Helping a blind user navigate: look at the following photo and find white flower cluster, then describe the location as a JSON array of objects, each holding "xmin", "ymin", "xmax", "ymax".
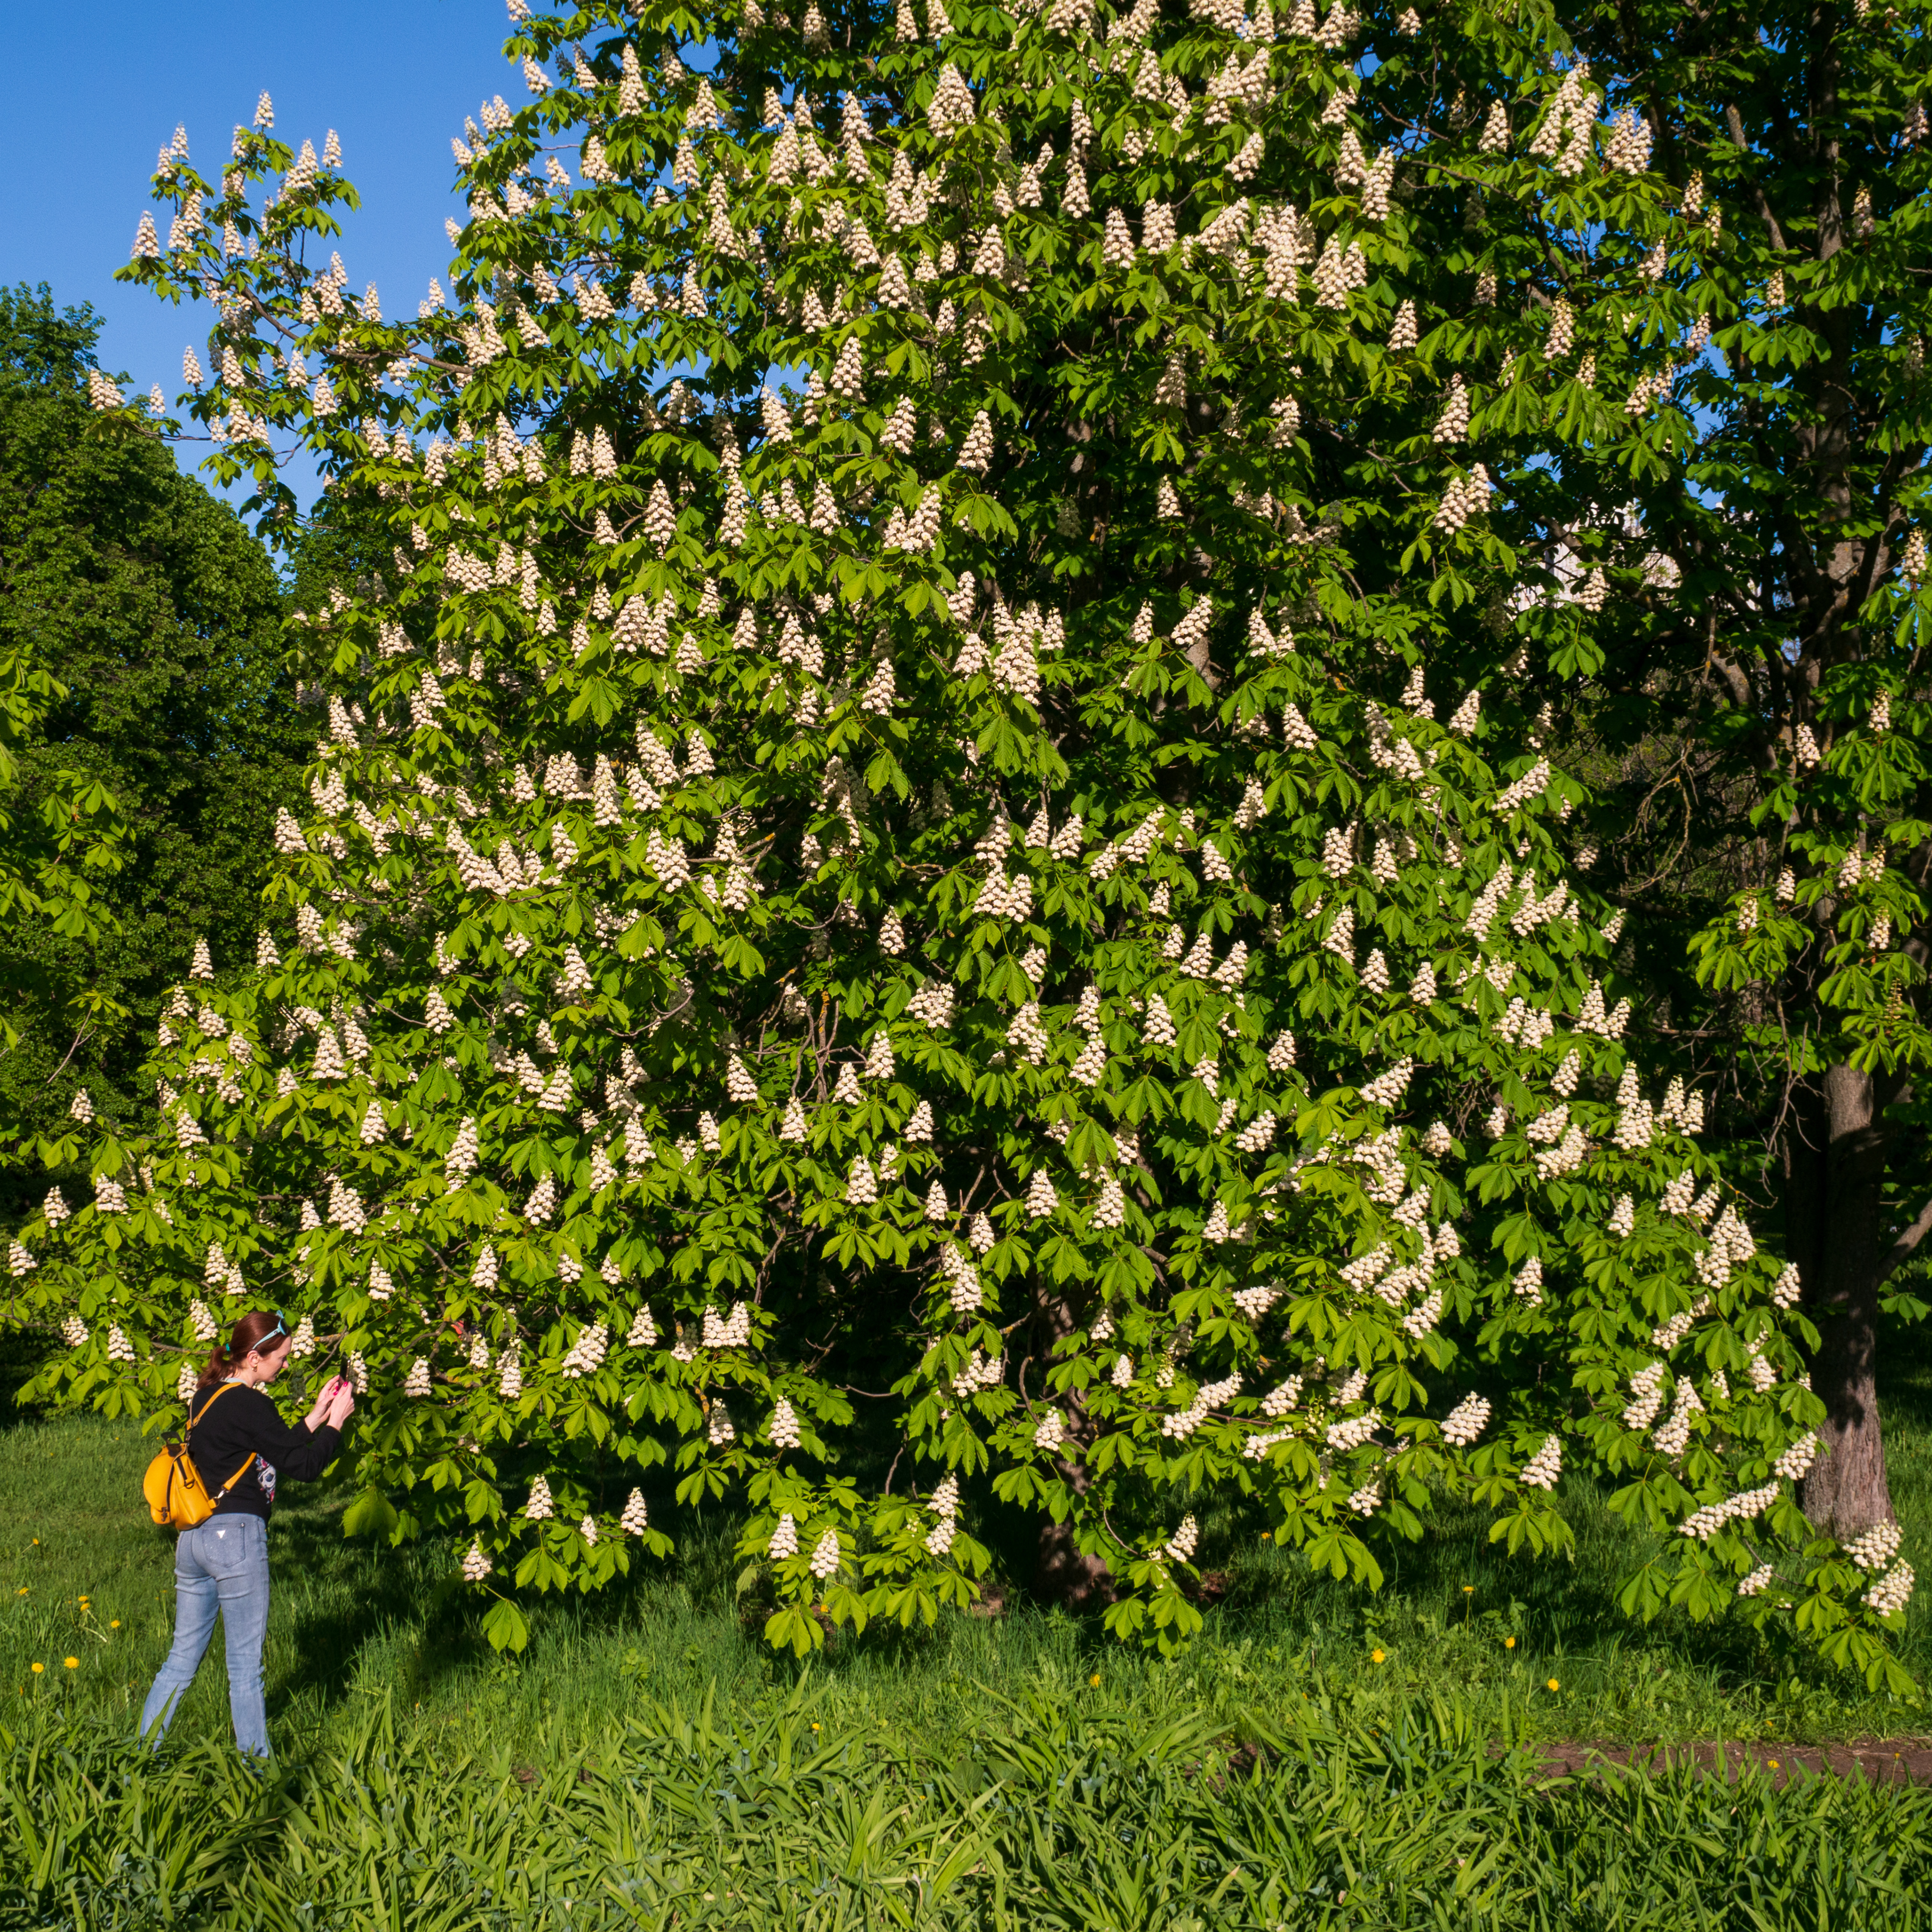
[
  {"xmin": 561, "ymin": 1322, "xmax": 609, "ymax": 1378},
  {"xmin": 1402, "ymin": 1291, "xmax": 1443, "ymax": 1338},
  {"xmin": 1679, "ymin": 1482, "xmax": 1781, "ymax": 1541},
  {"xmin": 1493, "ymin": 760, "xmax": 1551, "ymax": 815},
  {"xmin": 620, "ymin": 1490, "xmax": 649, "ymax": 1536},
  {"xmin": 770, "ymin": 1398, "xmax": 803, "ymax": 1449},
  {"xmin": 701, "ymin": 1303, "xmax": 753, "ymax": 1349},
  {"xmin": 905, "ymin": 982, "xmax": 955, "ymax": 1030},
  {"xmin": 1519, "ymin": 1435, "xmax": 1562, "ymax": 1490},
  {"xmin": 1163, "ymin": 1514, "xmax": 1199, "ymax": 1563},
  {"xmin": 1622, "ymin": 1363, "xmax": 1667, "ymax": 1431},
  {"xmin": 1231, "ymin": 1282, "xmax": 1279, "ymax": 1323},
  {"xmin": 769, "ymin": 1512, "xmax": 799, "ymax": 1560},
  {"xmin": 1653, "ymin": 1381, "xmax": 1703, "ymax": 1458},
  {"xmin": 1613, "ymin": 1092, "xmax": 1655, "ymax": 1152},
  {"xmin": 1574, "ymin": 982, "xmax": 1631, "ymax": 1036},
  {"xmin": 1433, "ymin": 464, "xmax": 1493, "ymax": 534},
  {"xmin": 1358, "ymin": 1058, "xmax": 1414, "ymax": 1108},
  {"xmin": 1533, "ymin": 1120, "xmax": 1589, "ymax": 1180},
  {"xmin": 809, "ymin": 1529, "xmax": 842, "ymax": 1579},
  {"xmin": 1162, "ymin": 1372, "xmax": 1241, "ymax": 1440},
  {"xmin": 1442, "ymin": 1393, "xmax": 1491, "ymax": 1446},
  {"xmin": 951, "ymin": 1348, "xmax": 1003, "ymax": 1399},
  {"xmin": 940, "ymin": 1247, "xmax": 983, "ymax": 1313},
  {"xmin": 524, "ymin": 1475, "xmax": 554, "ymax": 1521},
  {"xmin": 1694, "ymin": 1205, "xmax": 1756, "ymax": 1290},
  {"xmin": 1603, "ymin": 108, "xmax": 1653, "ymax": 173},
  {"xmin": 1258, "ymin": 1375, "xmax": 1304, "ymax": 1420},
  {"xmin": 925, "ymin": 1472, "xmax": 960, "ymax": 1555},
  {"xmin": 461, "ymin": 1541, "xmax": 493, "ymax": 1582},
  {"xmin": 1326, "ymin": 1407, "xmax": 1382, "ymax": 1452},
  {"xmin": 1085, "ymin": 1173, "xmax": 1125, "ymax": 1229},
  {"xmin": 1008, "ymin": 1001, "xmax": 1050, "ymax": 1065},
  {"xmin": 1865, "ymin": 1563, "xmax": 1915, "ymax": 1616},
  {"xmin": 1846, "ymin": 1521, "xmax": 1903, "ymax": 1572},
  {"xmin": 1526, "ymin": 59, "xmax": 1598, "ymax": 176},
  {"xmin": 1648, "ymin": 1307, "xmax": 1696, "ymax": 1351},
  {"xmin": 974, "ymin": 866, "xmax": 1033, "ymax": 920}
]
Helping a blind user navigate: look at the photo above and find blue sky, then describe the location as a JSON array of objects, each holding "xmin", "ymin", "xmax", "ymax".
[{"xmin": 6, "ymin": 0, "xmax": 525, "ymax": 506}]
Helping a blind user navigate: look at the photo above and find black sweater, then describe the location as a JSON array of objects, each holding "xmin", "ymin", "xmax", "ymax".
[{"xmin": 186, "ymin": 1382, "xmax": 342, "ymax": 1521}]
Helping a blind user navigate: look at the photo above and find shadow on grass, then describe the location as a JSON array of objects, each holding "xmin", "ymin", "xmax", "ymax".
[{"xmin": 4, "ymin": 1306, "xmax": 1927, "ymax": 1753}]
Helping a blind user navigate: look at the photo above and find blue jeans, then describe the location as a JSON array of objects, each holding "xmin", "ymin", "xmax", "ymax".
[{"xmin": 138, "ymin": 1513, "xmax": 272, "ymax": 1757}]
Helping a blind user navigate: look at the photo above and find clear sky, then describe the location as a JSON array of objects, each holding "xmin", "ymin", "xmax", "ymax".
[{"xmin": 5, "ymin": 0, "xmax": 527, "ymax": 508}]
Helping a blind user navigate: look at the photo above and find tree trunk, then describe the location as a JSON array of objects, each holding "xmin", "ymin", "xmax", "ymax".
[
  {"xmin": 1784, "ymin": 1063, "xmax": 1896, "ymax": 1536},
  {"xmin": 1031, "ymin": 1292, "xmax": 1116, "ymax": 1608}
]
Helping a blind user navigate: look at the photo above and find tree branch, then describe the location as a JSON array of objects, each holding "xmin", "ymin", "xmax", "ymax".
[{"xmin": 1876, "ymin": 1194, "xmax": 1932, "ymax": 1286}]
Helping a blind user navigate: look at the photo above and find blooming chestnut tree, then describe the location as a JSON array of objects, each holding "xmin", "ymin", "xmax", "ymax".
[
  {"xmin": 8, "ymin": 0, "xmax": 1911, "ymax": 1678},
  {"xmin": 1481, "ymin": 0, "xmax": 1932, "ymax": 1566}
]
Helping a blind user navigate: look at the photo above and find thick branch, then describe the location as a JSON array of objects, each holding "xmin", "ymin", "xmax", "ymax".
[{"xmin": 1876, "ymin": 1194, "xmax": 1932, "ymax": 1287}]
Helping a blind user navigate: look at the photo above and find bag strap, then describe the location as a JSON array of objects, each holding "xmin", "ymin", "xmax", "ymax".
[
  {"xmin": 187, "ymin": 1380, "xmax": 258, "ymax": 1499},
  {"xmin": 187, "ymin": 1378, "xmax": 243, "ymax": 1436}
]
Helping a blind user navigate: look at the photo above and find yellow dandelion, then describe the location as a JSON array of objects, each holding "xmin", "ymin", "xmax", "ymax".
[
  {"xmin": 64, "ymin": 1657, "xmax": 78, "ymax": 1670},
  {"xmin": 1371, "ymin": 1648, "xmax": 1386, "ymax": 1664},
  {"xmin": 110, "ymin": 1620, "xmax": 121, "ymax": 1630},
  {"xmin": 1546, "ymin": 1677, "xmax": 1560, "ymax": 1692},
  {"xmin": 30, "ymin": 1662, "xmax": 43, "ymax": 1675},
  {"xmin": 1504, "ymin": 1636, "xmax": 1516, "ymax": 1650},
  {"xmin": 1089, "ymin": 1672, "xmax": 1101, "ymax": 1688},
  {"xmin": 1462, "ymin": 1585, "xmax": 1474, "ymax": 1595}
]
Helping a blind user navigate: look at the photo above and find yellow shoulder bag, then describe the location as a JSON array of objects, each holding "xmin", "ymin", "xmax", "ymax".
[{"xmin": 143, "ymin": 1381, "xmax": 256, "ymax": 1529}]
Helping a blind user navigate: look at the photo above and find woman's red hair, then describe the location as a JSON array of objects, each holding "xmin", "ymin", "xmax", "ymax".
[{"xmin": 195, "ymin": 1310, "xmax": 287, "ymax": 1394}]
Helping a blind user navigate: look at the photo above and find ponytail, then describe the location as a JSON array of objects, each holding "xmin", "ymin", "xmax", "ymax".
[{"xmin": 195, "ymin": 1310, "xmax": 288, "ymax": 1395}]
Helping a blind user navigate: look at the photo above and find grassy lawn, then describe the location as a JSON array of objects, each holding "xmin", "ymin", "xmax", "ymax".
[
  {"xmin": 3, "ymin": 1314, "xmax": 1927, "ymax": 1762},
  {"xmin": 2, "ymin": 1321, "xmax": 1930, "ymax": 1928}
]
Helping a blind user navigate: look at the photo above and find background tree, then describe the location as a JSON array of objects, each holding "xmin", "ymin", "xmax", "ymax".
[
  {"xmin": 0, "ymin": 285, "xmax": 304, "ymax": 1224},
  {"xmin": 1480, "ymin": 0, "xmax": 1932, "ymax": 1543},
  {"xmin": 5, "ymin": 0, "xmax": 1911, "ymax": 1680}
]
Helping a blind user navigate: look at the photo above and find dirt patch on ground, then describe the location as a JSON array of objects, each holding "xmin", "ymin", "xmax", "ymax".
[{"xmin": 1528, "ymin": 1739, "xmax": 1932, "ymax": 1788}]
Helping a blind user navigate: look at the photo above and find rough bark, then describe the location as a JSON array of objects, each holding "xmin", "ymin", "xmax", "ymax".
[
  {"xmin": 1787, "ymin": 1063, "xmax": 1897, "ymax": 1536},
  {"xmin": 1031, "ymin": 1291, "xmax": 1116, "ymax": 1608}
]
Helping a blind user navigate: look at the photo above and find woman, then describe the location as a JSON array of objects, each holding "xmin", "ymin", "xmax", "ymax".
[{"xmin": 138, "ymin": 1308, "xmax": 354, "ymax": 1756}]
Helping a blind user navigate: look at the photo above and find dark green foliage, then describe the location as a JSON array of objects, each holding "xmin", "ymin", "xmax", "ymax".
[{"xmin": 0, "ymin": 285, "xmax": 304, "ymax": 1217}]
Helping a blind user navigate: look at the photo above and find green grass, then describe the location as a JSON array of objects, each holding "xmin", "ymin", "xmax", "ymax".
[
  {"xmin": 3, "ymin": 1312, "xmax": 1928, "ymax": 1761},
  {"xmin": 7, "ymin": 1680, "xmax": 1932, "ymax": 1930},
  {"xmin": 2, "ymin": 1322, "xmax": 1932, "ymax": 1926}
]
